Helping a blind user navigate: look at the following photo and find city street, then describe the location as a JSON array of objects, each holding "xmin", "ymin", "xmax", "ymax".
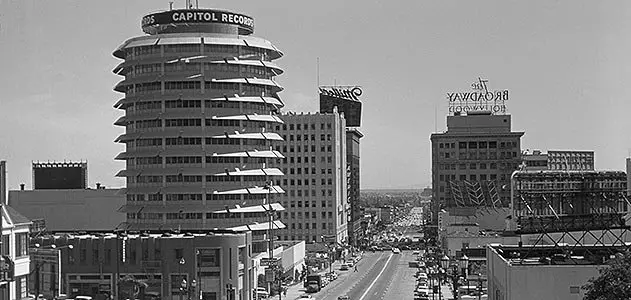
[{"xmin": 281, "ymin": 250, "xmax": 438, "ymax": 300}]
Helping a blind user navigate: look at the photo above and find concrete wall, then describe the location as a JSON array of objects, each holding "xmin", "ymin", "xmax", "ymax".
[
  {"xmin": 487, "ymin": 246, "xmax": 600, "ymax": 300},
  {"xmin": 9, "ymin": 189, "xmax": 125, "ymax": 230}
]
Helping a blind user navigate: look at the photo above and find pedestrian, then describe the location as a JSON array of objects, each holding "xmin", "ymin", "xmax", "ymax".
[
  {"xmin": 283, "ymin": 287, "xmax": 287, "ymax": 296},
  {"xmin": 354, "ymin": 265, "xmax": 358, "ymax": 272}
]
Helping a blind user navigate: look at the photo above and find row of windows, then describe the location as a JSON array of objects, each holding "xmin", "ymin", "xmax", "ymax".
[
  {"xmin": 132, "ymin": 63, "xmax": 273, "ymax": 78},
  {"xmin": 277, "ymin": 123, "xmax": 333, "ymax": 131},
  {"xmin": 130, "ymin": 174, "xmax": 272, "ymax": 183},
  {"xmin": 66, "ymin": 242, "xmax": 222, "ymax": 269},
  {"xmin": 128, "ymin": 100, "xmax": 270, "ymax": 112},
  {"xmin": 436, "ymin": 162, "xmax": 521, "ymax": 170},
  {"xmin": 437, "ymin": 151, "xmax": 519, "ymax": 160},
  {"xmin": 438, "ymin": 174, "xmax": 502, "ymax": 182},
  {"xmin": 288, "ymin": 223, "xmax": 333, "ymax": 230},
  {"xmin": 127, "ymin": 44, "xmax": 273, "ymax": 60},
  {"xmin": 277, "ymin": 145, "xmax": 335, "ymax": 154},
  {"xmin": 130, "ymin": 118, "xmax": 274, "ymax": 129},
  {"xmin": 129, "ymin": 81, "xmax": 274, "ymax": 96},
  {"xmin": 438, "ymin": 141, "xmax": 518, "ymax": 149},
  {"xmin": 280, "ymin": 189, "xmax": 334, "ymax": 197},
  {"xmin": 128, "ymin": 137, "xmax": 273, "ymax": 148},
  {"xmin": 283, "ymin": 200, "xmax": 333, "ymax": 208},
  {"xmin": 278, "ymin": 134, "xmax": 335, "ymax": 143},
  {"xmin": 127, "ymin": 211, "xmax": 267, "ymax": 220},
  {"xmin": 127, "ymin": 194, "xmax": 266, "ymax": 202}
]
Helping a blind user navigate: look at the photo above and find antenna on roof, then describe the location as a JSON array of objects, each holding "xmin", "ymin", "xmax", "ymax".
[{"xmin": 169, "ymin": 1, "xmax": 174, "ymax": 10}]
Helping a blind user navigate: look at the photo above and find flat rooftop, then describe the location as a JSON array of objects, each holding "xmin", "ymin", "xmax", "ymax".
[{"xmin": 490, "ymin": 243, "xmax": 631, "ymax": 266}]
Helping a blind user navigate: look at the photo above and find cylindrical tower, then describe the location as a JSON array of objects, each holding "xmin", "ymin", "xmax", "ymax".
[{"xmin": 113, "ymin": 8, "xmax": 285, "ymax": 230}]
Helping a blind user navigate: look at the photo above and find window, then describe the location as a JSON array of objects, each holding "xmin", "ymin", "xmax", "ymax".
[
  {"xmin": 198, "ymin": 249, "xmax": 220, "ymax": 267},
  {"xmin": 15, "ymin": 233, "xmax": 27, "ymax": 257},
  {"xmin": 175, "ymin": 248, "xmax": 184, "ymax": 260},
  {"xmin": 15, "ymin": 276, "xmax": 27, "ymax": 299},
  {"xmin": 171, "ymin": 274, "xmax": 188, "ymax": 295}
]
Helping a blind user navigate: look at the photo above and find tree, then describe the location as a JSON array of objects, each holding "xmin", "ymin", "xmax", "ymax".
[{"xmin": 583, "ymin": 251, "xmax": 631, "ymax": 300}]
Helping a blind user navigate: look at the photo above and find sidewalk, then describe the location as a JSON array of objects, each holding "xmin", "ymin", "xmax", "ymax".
[{"xmin": 277, "ymin": 260, "xmax": 344, "ymax": 300}]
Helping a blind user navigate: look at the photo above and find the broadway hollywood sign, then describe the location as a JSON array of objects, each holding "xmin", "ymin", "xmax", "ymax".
[{"xmin": 447, "ymin": 78, "xmax": 508, "ymax": 114}]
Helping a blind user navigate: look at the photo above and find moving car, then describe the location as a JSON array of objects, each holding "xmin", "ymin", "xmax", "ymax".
[
  {"xmin": 392, "ymin": 248, "xmax": 401, "ymax": 254},
  {"xmin": 299, "ymin": 294, "xmax": 313, "ymax": 299},
  {"xmin": 337, "ymin": 296, "xmax": 350, "ymax": 300}
]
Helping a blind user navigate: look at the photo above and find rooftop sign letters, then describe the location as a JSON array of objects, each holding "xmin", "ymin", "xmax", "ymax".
[
  {"xmin": 319, "ymin": 86, "xmax": 363, "ymax": 102},
  {"xmin": 447, "ymin": 78, "xmax": 508, "ymax": 115},
  {"xmin": 141, "ymin": 9, "xmax": 254, "ymax": 34}
]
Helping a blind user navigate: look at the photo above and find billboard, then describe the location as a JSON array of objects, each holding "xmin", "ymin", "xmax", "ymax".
[
  {"xmin": 446, "ymin": 78, "xmax": 508, "ymax": 115},
  {"xmin": 33, "ymin": 162, "xmax": 87, "ymax": 190},
  {"xmin": 319, "ymin": 86, "xmax": 362, "ymax": 127},
  {"xmin": 142, "ymin": 9, "xmax": 254, "ymax": 35}
]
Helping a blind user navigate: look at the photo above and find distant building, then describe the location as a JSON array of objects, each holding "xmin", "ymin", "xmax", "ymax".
[
  {"xmin": 272, "ymin": 112, "xmax": 348, "ymax": 244},
  {"xmin": 521, "ymin": 150, "xmax": 594, "ymax": 171},
  {"xmin": 520, "ymin": 150, "xmax": 548, "ymax": 170},
  {"xmin": 31, "ymin": 229, "xmax": 253, "ymax": 300},
  {"xmin": 8, "ymin": 188, "xmax": 125, "ymax": 231},
  {"xmin": 430, "ymin": 112, "xmax": 524, "ymax": 227},
  {"xmin": 346, "ymin": 128, "xmax": 363, "ymax": 246},
  {"xmin": 0, "ymin": 205, "xmax": 31, "ymax": 300}
]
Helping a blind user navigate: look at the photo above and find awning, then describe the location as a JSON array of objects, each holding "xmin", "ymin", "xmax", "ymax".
[
  {"xmin": 209, "ymin": 96, "xmax": 284, "ymax": 107},
  {"xmin": 210, "ymin": 132, "xmax": 283, "ymax": 141},
  {"xmin": 120, "ymin": 186, "xmax": 162, "ymax": 194},
  {"xmin": 212, "ymin": 168, "xmax": 284, "ymax": 177},
  {"xmin": 126, "ymin": 38, "xmax": 160, "ymax": 48},
  {"xmin": 211, "ymin": 78, "xmax": 282, "ymax": 90},
  {"xmin": 118, "ymin": 204, "xmax": 208, "ymax": 213},
  {"xmin": 228, "ymin": 220, "xmax": 286, "ymax": 231},
  {"xmin": 209, "ymin": 59, "xmax": 283, "ymax": 74},
  {"xmin": 242, "ymin": 38, "xmax": 283, "ymax": 58},
  {"xmin": 213, "ymin": 185, "xmax": 285, "ymax": 195},
  {"xmin": 212, "ymin": 114, "xmax": 284, "ymax": 123},
  {"xmin": 213, "ymin": 202, "xmax": 285, "ymax": 213},
  {"xmin": 211, "ymin": 150, "xmax": 284, "ymax": 158}
]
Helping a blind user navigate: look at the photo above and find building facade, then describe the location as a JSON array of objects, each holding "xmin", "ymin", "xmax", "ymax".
[
  {"xmin": 112, "ymin": 7, "xmax": 286, "ymax": 230},
  {"xmin": 522, "ymin": 150, "xmax": 594, "ymax": 171},
  {"xmin": 486, "ymin": 244, "xmax": 615, "ymax": 300},
  {"xmin": 0, "ymin": 205, "xmax": 31, "ymax": 300},
  {"xmin": 345, "ymin": 129, "xmax": 362, "ymax": 246},
  {"xmin": 430, "ymin": 112, "xmax": 524, "ymax": 224},
  {"xmin": 272, "ymin": 112, "xmax": 348, "ymax": 244},
  {"xmin": 31, "ymin": 230, "xmax": 252, "ymax": 300},
  {"xmin": 9, "ymin": 189, "xmax": 125, "ymax": 231}
]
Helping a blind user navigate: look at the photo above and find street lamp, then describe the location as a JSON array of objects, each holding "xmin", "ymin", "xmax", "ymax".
[
  {"xmin": 439, "ymin": 255, "xmax": 449, "ymax": 285},
  {"xmin": 179, "ymin": 258, "xmax": 186, "ymax": 300},
  {"xmin": 459, "ymin": 254, "xmax": 469, "ymax": 295}
]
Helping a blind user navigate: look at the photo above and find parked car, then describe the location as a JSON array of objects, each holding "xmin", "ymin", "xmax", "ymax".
[{"xmin": 340, "ymin": 264, "xmax": 349, "ymax": 271}]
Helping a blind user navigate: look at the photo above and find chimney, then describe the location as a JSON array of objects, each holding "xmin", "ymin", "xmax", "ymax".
[
  {"xmin": 96, "ymin": 183, "xmax": 101, "ymax": 189},
  {"xmin": 19, "ymin": 183, "xmax": 25, "ymax": 191}
]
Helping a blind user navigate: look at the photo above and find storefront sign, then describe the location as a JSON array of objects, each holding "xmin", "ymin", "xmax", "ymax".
[
  {"xmin": 447, "ymin": 78, "xmax": 508, "ymax": 114},
  {"xmin": 142, "ymin": 9, "xmax": 254, "ymax": 34},
  {"xmin": 319, "ymin": 86, "xmax": 363, "ymax": 101}
]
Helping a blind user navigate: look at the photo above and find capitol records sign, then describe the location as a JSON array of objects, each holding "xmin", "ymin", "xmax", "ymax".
[{"xmin": 447, "ymin": 78, "xmax": 508, "ymax": 114}]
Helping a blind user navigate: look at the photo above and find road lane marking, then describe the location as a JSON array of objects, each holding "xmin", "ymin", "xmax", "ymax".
[{"xmin": 358, "ymin": 253, "xmax": 394, "ymax": 300}]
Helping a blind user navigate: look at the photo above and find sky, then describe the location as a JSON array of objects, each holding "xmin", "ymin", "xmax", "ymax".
[{"xmin": 1, "ymin": 0, "xmax": 630, "ymax": 190}]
